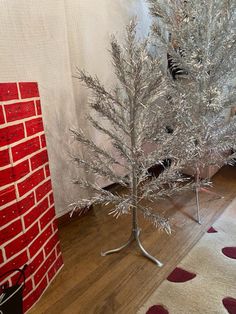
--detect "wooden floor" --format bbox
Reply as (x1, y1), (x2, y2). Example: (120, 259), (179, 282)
(29, 166), (236, 314)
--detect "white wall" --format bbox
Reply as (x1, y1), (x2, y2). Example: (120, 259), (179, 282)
(0, 0), (151, 216)
(65, 0), (151, 187)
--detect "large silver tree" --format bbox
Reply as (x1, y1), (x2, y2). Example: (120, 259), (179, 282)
(70, 20), (193, 266)
(149, 0), (236, 222)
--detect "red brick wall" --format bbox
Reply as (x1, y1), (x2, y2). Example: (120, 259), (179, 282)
(0, 82), (63, 313)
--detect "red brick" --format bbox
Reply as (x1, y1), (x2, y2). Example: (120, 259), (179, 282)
(0, 105), (5, 124)
(30, 149), (48, 171)
(0, 250), (28, 276)
(0, 202), (18, 226)
(0, 185), (16, 206)
(44, 233), (59, 257)
(44, 249), (56, 271)
(12, 137), (40, 162)
(0, 160), (30, 187)
(54, 254), (63, 271)
(17, 192), (35, 215)
(0, 167), (14, 187)
(52, 217), (58, 233)
(0, 123), (24, 147)
(4, 101), (36, 123)
(24, 197), (49, 229)
(0, 219), (23, 246)
(35, 100), (42, 115)
(28, 250), (44, 275)
(0, 148), (10, 167)
(23, 278), (33, 298)
(49, 192), (54, 206)
(35, 195), (49, 214)
(9, 268), (29, 290)
(35, 275), (47, 298)
(0, 83), (18, 101)
(25, 222), (40, 244)
(10, 266), (29, 286)
(0, 249), (3, 264)
(45, 164), (50, 177)
(26, 117), (44, 137)
(17, 168), (45, 197)
(35, 179), (52, 202)
(4, 232), (25, 259)
(40, 206), (55, 230)
(13, 160), (30, 181)
(34, 250), (56, 286)
(19, 82), (39, 99)
(5, 222), (39, 259)
(55, 242), (61, 257)
(29, 224), (53, 258)
(23, 290), (36, 313)
(40, 134), (46, 148)
(48, 262), (57, 282)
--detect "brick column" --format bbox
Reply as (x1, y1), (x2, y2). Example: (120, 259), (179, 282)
(0, 82), (63, 312)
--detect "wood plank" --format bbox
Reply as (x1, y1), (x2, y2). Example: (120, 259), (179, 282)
(28, 166), (236, 314)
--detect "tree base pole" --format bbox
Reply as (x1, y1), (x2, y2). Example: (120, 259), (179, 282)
(195, 186), (202, 225)
(101, 219), (163, 266)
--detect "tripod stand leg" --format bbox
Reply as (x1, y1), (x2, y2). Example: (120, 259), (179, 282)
(135, 230), (163, 267)
(194, 167), (202, 225)
(101, 233), (134, 256)
(196, 186), (202, 225)
(101, 210), (164, 266)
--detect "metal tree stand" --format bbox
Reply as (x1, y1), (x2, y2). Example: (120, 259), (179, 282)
(101, 207), (163, 267)
(101, 100), (163, 267)
(194, 166), (224, 225)
(195, 167), (202, 225)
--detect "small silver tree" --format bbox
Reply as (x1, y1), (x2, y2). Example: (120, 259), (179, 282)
(70, 20), (193, 266)
(149, 0), (236, 223)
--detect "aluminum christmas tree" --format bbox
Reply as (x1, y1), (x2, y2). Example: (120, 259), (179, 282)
(70, 20), (193, 265)
(149, 0), (236, 222)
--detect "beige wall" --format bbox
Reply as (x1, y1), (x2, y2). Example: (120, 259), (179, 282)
(0, 0), (150, 216)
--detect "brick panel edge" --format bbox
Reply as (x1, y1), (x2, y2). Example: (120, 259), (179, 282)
(0, 82), (63, 313)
